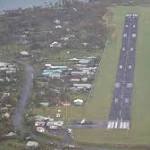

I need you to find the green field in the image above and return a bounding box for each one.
[0,140,24,150]
[71,6,150,147]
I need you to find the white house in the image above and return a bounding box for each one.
[73,99,84,106]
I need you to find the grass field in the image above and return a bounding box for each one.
[72,6,150,146]
[0,140,24,150]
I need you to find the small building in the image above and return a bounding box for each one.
[5,132,16,137]
[39,102,49,107]
[81,77,88,82]
[71,71,85,76]
[73,83,92,90]
[61,102,71,106]
[2,112,10,119]
[26,141,39,149]
[20,51,29,56]
[55,25,62,29]
[70,78,80,82]
[42,69,62,78]
[35,121,45,127]
[69,58,79,61]
[45,64,52,67]
[54,19,61,24]
[49,125,58,130]
[36,127,45,133]
[79,59,91,64]
[73,99,84,106]
[50,41,62,48]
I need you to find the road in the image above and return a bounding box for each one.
[12,63,34,132]
[107,14,138,129]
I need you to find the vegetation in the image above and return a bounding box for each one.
[0,139,24,150]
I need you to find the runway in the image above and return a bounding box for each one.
[107,14,138,130]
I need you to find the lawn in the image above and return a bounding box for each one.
[0,140,24,150]
[72,6,150,146]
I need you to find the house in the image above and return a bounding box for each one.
[45,64,52,67]
[35,121,45,127]
[69,87,80,92]
[73,99,84,106]
[79,59,91,64]
[36,127,45,133]
[53,121,64,127]
[39,102,49,107]
[0,62,9,68]
[82,42,88,47]
[73,83,92,90]
[81,77,88,82]
[71,71,85,76]
[46,121,64,127]
[5,132,16,137]
[42,69,62,78]
[54,19,61,24]
[50,41,62,48]
[2,112,10,119]
[61,102,71,106]
[74,64,87,68]
[61,36,69,41]
[69,58,79,61]
[49,125,58,130]
[49,65,67,69]
[20,51,29,56]
[55,25,62,29]
[70,78,80,82]
[26,141,39,149]
[34,115,48,121]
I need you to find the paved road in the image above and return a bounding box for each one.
[107,14,138,130]
[12,63,34,132]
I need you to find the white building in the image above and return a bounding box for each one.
[73,99,84,106]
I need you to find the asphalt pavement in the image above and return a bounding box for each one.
[107,14,138,130]
[12,63,34,132]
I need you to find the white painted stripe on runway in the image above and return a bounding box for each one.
[107,121,114,129]
[123,122,127,129]
[114,121,118,129]
[124,122,127,129]
[107,121,112,129]
[119,122,123,129]
[111,121,115,129]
